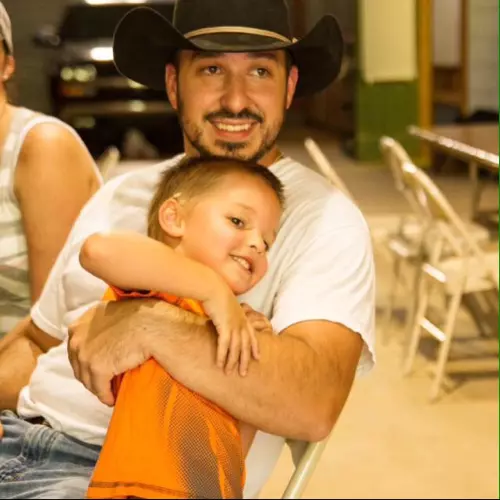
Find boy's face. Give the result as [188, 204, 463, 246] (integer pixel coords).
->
[176, 173, 282, 295]
[165, 51, 298, 166]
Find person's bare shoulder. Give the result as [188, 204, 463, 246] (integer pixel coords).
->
[16, 120, 101, 191]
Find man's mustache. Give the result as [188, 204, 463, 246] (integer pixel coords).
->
[205, 109, 263, 123]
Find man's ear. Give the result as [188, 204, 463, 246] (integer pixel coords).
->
[165, 63, 179, 111]
[158, 197, 185, 238]
[286, 65, 299, 110]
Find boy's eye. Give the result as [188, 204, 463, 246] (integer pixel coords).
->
[230, 217, 244, 228]
[264, 241, 270, 252]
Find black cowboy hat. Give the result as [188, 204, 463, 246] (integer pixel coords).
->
[113, 0, 344, 98]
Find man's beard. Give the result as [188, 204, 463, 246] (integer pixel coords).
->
[177, 91, 285, 163]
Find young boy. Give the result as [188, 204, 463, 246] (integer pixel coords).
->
[80, 156, 285, 499]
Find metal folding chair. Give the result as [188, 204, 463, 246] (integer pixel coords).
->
[378, 137, 490, 345]
[401, 162, 498, 400]
[96, 145, 121, 181]
[281, 438, 330, 499]
[304, 137, 354, 200]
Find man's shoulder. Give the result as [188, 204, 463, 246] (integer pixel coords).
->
[273, 157, 369, 236]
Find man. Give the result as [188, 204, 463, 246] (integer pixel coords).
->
[0, 1, 376, 498]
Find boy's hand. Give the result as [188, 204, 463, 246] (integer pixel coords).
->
[203, 286, 259, 377]
[241, 303, 274, 335]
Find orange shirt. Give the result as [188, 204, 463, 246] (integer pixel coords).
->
[86, 287, 246, 499]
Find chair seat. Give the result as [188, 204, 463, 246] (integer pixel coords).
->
[387, 235, 422, 259]
[367, 214, 422, 244]
[424, 251, 499, 293]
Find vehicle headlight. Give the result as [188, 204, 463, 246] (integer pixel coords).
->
[60, 67, 74, 81]
[74, 65, 97, 82]
[60, 65, 97, 82]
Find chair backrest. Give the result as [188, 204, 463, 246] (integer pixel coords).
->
[379, 136, 426, 221]
[97, 146, 121, 181]
[304, 138, 354, 200]
[401, 161, 497, 284]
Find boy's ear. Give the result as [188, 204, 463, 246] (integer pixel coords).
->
[157, 198, 185, 238]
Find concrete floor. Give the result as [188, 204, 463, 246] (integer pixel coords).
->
[109, 125, 499, 499]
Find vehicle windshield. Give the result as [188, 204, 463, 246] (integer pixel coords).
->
[58, 3, 174, 41]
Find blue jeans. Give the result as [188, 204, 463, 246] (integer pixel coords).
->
[0, 411, 100, 499]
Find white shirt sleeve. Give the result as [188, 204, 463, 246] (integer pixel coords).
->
[270, 204, 376, 375]
[30, 180, 116, 340]
[30, 222, 80, 340]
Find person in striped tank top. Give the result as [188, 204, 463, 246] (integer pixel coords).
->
[0, 1, 102, 337]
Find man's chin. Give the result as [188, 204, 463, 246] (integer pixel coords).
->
[212, 142, 260, 161]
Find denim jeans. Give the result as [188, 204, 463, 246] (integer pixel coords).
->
[0, 411, 100, 499]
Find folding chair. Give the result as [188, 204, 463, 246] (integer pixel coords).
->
[96, 145, 121, 181]
[378, 137, 490, 345]
[281, 438, 330, 499]
[401, 162, 499, 400]
[378, 137, 431, 343]
[304, 137, 354, 200]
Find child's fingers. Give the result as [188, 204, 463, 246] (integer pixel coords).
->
[225, 331, 241, 375]
[239, 329, 251, 377]
[249, 326, 260, 361]
[252, 319, 273, 334]
[216, 330, 231, 369]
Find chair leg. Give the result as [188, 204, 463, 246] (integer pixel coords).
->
[403, 271, 429, 375]
[404, 263, 423, 348]
[429, 289, 463, 401]
[383, 254, 403, 344]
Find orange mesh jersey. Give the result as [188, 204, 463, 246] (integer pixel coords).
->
[86, 287, 246, 500]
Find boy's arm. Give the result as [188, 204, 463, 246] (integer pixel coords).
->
[80, 231, 225, 302]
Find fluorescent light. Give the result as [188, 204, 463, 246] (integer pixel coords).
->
[85, 0, 147, 4]
[90, 47, 113, 62]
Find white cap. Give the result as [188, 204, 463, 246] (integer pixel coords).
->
[0, 2, 13, 55]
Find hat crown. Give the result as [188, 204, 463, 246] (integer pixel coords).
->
[173, 0, 292, 39]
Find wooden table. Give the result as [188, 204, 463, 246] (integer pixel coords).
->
[408, 123, 499, 224]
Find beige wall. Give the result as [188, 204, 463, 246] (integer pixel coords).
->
[467, 0, 498, 113]
[433, 0, 461, 67]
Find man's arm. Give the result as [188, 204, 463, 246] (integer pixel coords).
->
[0, 316, 61, 410]
[149, 304, 363, 442]
[69, 298, 362, 442]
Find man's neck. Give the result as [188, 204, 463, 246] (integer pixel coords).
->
[183, 143, 284, 168]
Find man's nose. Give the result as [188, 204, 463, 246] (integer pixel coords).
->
[220, 75, 250, 115]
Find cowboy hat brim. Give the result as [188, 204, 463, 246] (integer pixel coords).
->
[113, 7, 343, 98]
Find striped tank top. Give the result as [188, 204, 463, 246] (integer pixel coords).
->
[0, 107, 86, 337]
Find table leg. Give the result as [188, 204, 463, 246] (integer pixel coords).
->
[468, 161, 482, 221]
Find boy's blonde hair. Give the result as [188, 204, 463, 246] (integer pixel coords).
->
[148, 156, 285, 241]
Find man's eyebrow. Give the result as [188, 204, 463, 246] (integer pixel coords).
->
[247, 52, 280, 62]
[190, 51, 224, 61]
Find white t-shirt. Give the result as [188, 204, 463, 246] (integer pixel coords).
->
[18, 155, 376, 499]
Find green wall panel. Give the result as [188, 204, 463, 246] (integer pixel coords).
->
[355, 80, 420, 161]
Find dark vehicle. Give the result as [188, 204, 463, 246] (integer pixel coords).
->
[33, 0, 182, 158]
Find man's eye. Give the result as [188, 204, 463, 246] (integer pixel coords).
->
[230, 217, 244, 228]
[203, 66, 221, 75]
[264, 241, 270, 252]
[252, 68, 271, 78]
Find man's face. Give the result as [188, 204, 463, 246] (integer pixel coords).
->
[165, 51, 299, 165]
